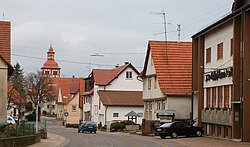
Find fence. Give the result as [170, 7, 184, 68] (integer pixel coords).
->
[0, 123, 35, 138]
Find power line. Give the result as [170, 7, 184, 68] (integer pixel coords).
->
[11, 53, 144, 69]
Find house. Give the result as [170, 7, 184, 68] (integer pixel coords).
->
[140, 41, 192, 134]
[7, 85, 26, 118]
[0, 56, 13, 124]
[83, 62, 143, 128]
[49, 77, 84, 126]
[0, 21, 13, 124]
[192, 0, 250, 142]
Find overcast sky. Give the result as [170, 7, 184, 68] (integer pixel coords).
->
[1, 0, 232, 77]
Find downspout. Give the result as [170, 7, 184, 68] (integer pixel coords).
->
[105, 106, 108, 126]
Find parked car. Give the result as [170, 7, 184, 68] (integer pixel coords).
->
[156, 121, 204, 139]
[7, 116, 16, 124]
[78, 121, 97, 133]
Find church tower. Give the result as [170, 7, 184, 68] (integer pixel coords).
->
[41, 45, 60, 77]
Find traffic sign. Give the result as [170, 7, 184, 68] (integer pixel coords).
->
[64, 112, 68, 116]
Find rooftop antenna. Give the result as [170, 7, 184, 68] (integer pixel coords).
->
[151, 10, 168, 60]
[177, 24, 181, 42]
[2, 13, 4, 21]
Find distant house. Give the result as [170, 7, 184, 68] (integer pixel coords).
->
[52, 77, 84, 125]
[141, 41, 193, 126]
[83, 62, 143, 127]
[192, 0, 250, 142]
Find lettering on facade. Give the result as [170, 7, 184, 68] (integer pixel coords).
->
[204, 67, 233, 82]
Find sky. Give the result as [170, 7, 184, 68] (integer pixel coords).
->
[1, 0, 232, 77]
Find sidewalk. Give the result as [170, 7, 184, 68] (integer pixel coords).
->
[28, 132, 68, 147]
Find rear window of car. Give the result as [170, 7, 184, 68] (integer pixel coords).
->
[85, 121, 96, 125]
[160, 122, 173, 127]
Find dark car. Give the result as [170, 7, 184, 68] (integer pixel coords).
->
[78, 121, 97, 133]
[156, 121, 204, 139]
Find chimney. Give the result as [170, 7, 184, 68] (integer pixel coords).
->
[72, 75, 75, 78]
[115, 64, 119, 68]
[125, 62, 129, 65]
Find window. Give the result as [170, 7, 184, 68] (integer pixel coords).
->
[148, 78, 151, 90]
[138, 112, 143, 117]
[94, 105, 98, 114]
[157, 101, 161, 110]
[53, 71, 58, 75]
[218, 87, 222, 108]
[150, 103, 153, 111]
[217, 43, 223, 60]
[206, 88, 210, 107]
[47, 105, 49, 109]
[154, 76, 157, 89]
[52, 105, 55, 109]
[224, 85, 229, 108]
[212, 87, 216, 108]
[72, 105, 76, 112]
[45, 71, 49, 75]
[126, 71, 132, 79]
[113, 113, 119, 117]
[206, 48, 211, 63]
[162, 101, 165, 110]
[231, 38, 233, 56]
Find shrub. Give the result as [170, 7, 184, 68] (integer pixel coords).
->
[26, 111, 36, 121]
[42, 110, 47, 116]
[121, 120, 136, 125]
[110, 122, 125, 131]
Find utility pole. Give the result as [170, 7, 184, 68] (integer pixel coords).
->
[177, 24, 181, 42]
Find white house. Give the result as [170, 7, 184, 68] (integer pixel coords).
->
[83, 62, 143, 127]
[141, 41, 193, 124]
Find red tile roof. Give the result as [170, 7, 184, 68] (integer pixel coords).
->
[91, 63, 139, 85]
[98, 91, 143, 107]
[8, 85, 27, 105]
[142, 41, 192, 95]
[52, 78, 85, 105]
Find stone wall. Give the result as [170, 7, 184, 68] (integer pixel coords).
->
[202, 109, 232, 126]
[0, 133, 41, 147]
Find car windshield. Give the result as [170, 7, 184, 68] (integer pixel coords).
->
[160, 122, 173, 127]
[84, 121, 96, 125]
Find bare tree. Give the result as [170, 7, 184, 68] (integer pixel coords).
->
[25, 71, 55, 121]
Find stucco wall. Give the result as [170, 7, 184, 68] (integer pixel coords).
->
[106, 106, 143, 125]
[66, 91, 81, 125]
[0, 58, 8, 124]
[204, 21, 233, 88]
[167, 96, 192, 119]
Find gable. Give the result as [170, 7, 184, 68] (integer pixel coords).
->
[232, 0, 250, 11]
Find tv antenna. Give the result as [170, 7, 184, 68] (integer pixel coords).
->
[151, 10, 168, 60]
[151, 10, 167, 42]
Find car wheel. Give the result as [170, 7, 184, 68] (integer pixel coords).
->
[171, 132, 177, 138]
[78, 130, 80, 133]
[94, 131, 96, 134]
[160, 135, 166, 139]
[196, 130, 202, 137]
[82, 130, 84, 133]
[90, 131, 92, 133]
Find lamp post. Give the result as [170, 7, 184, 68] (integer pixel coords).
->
[36, 99, 39, 133]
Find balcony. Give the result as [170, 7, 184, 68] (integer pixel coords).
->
[201, 108, 232, 126]
[83, 103, 91, 112]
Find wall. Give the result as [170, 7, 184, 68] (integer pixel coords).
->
[167, 96, 192, 119]
[0, 58, 8, 124]
[106, 106, 143, 125]
[104, 66, 143, 91]
[66, 91, 81, 125]
[204, 21, 233, 88]
[143, 51, 165, 99]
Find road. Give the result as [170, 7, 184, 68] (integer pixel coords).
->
[45, 117, 185, 147]
[44, 117, 250, 147]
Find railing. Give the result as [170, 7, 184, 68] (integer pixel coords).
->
[0, 123, 35, 138]
[0, 120, 47, 138]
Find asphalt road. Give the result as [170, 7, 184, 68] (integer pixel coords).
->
[44, 117, 187, 147]
[42, 117, 250, 147]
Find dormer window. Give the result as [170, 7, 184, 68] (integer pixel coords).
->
[126, 71, 132, 79]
